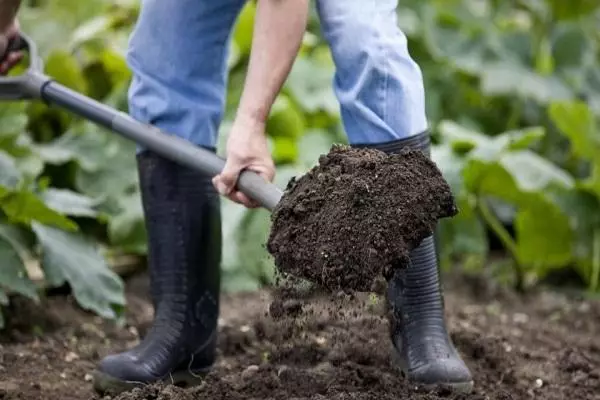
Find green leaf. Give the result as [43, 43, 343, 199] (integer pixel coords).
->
[40, 188, 99, 218]
[548, 100, 599, 162]
[515, 196, 573, 268]
[480, 61, 573, 104]
[0, 151, 21, 188]
[545, 0, 600, 20]
[232, 0, 256, 57]
[0, 103, 28, 139]
[438, 195, 488, 261]
[0, 222, 36, 258]
[0, 232, 39, 302]
[266, 95, 307, 139]
[286, 58, 338, 114]
[32, 223, 125, 319]
[549, 186, 600, 287]
[0, 186, 78, 231]
[297, 130, 338, 170]
[432, 143, 466, 194]
[233, 207, 275, 285]
[499, 151, 575, 192]
[44, 50, 88, 94]
[272, 136, 298, 165]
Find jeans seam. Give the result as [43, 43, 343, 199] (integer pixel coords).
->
[373, 0, 389, 125]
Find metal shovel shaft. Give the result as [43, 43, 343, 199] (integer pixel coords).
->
[1, 32, 283, 210]
[41, 81, 283, 211]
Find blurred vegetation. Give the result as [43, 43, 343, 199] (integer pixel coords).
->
[0, 0, 599, 327]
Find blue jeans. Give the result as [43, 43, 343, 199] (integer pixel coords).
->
[126, 0, 427, 148]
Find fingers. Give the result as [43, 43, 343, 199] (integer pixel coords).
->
[212, 161, 275, 209]
[0, 20, 22, 75]
[213, 159, 242, 197]
[0, 51, 22, 74]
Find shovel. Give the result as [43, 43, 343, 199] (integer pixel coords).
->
[0, 33, 284, 211]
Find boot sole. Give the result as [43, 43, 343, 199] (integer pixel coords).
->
[91, 367, 210, 396]
[391, 348, 474, 395]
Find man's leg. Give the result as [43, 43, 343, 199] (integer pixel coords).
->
[316, 0, 474, 393]
[92, 0, 246, 395]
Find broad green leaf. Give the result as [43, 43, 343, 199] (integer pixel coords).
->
[3, 134, 46, 179]
[549, 187, 600, 276]
[0, 186, 78, 231]
[480, 61, 573, 104]
[40, 188, 99, 218]
[297, 130, 338, 170]
[0, 151, 21, 188]
[69, 15, 112, 48]
[499, 151, 574, 192]
[500, 127, 546, 151]
[552, 26, 592, 72]
[0, 233, 39, 302]
[32, 223, 125, 319]
[431, 143, 466, 194]
[267, 95, 307, 139]
[515, 195, 573, 268]
[286, 58, 338, 114]
[439, 122, 545, 155]
[234, 208, 275, 285]
[0, 103, 28, 139]
[44, 50, 88, 94]
[233, 0, 256, 57]
[437, 120, 489, 152]
[545, 0, 600, 20]
[548, 100, 599, 162]
[36, 122, 118, 170]
[0, 222, 36, 258]
[438, 195, 488, 261]
[272, 136, 298, 165]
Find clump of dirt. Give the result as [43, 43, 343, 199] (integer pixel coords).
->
[0, 272, 599, 400]
[267, 145, 457, 292]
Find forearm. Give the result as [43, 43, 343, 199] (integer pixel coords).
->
[236, 0, 309, 124]
[0, 0, 20, 32]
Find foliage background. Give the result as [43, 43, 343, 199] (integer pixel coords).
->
[0, 0, 599, 327]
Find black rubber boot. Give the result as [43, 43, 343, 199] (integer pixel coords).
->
[92, 150, 222, 396]
[354, 131, 474, 394]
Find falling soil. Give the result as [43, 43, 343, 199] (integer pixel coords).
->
[267, 145, 457, 292]
[1, 271, 598, 400]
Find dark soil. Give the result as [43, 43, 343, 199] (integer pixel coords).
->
[267, 145, 457, 292]
[1, 271, 598, 400]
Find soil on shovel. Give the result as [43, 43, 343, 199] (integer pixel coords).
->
[1, 271, 598, 400]
[267, 145, 457, 292]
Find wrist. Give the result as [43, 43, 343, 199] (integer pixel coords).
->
[235, 107, 269, 128]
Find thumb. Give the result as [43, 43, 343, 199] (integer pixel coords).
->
[213, 159, 242, 196]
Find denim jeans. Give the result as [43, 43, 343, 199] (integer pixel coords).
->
[126, 0, 428, 148]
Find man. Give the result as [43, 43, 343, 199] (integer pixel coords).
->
[1, 0, 473, 395]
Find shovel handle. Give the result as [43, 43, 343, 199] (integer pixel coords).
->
[1, 34, 25, 62]
[0, 32, 284, 211]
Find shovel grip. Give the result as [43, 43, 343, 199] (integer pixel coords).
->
[1, 34, 25, 63]
[0, 32, 46, 100]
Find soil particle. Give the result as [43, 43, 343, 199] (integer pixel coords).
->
[1, 272, 599, 400]
[267, 145, 457, 292]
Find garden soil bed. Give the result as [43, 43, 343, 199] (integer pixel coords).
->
[0, 271, 598, 400]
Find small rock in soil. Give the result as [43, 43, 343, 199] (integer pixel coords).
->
[267, 144, 457, 292]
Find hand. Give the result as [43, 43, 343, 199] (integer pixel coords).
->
[0, 19, 22, 75]
[212, 114, 276, 208]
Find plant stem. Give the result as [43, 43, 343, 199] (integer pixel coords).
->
[477, 197, 525, 292]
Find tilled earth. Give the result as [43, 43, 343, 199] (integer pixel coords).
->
[0, 271, 598, 400]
